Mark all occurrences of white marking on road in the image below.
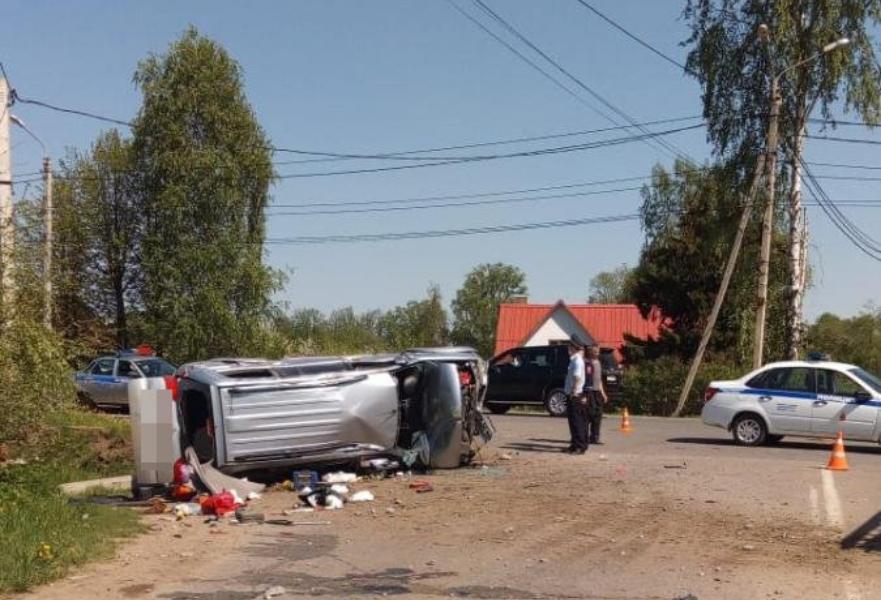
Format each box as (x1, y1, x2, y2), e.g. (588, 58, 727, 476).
(808, 485, 821, 525)
(820, 469, 844, 529)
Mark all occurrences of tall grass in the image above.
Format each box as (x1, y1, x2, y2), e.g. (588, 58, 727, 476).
(0, 407, 142, 592)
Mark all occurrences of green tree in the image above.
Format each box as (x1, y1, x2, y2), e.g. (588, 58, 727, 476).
(380, 285, 449, 349)
(54, 130, 141, 348)
(684, 0, 881, 355)
(451, 263, 527, 357)
(685, 0, 881, 161)
(587, 264, 635, 303)
(132, 28, 278, 363)
(627, 160, 789, 364)
(806, 308, 881, 372)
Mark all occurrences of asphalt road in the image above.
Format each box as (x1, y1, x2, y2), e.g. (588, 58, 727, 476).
(15, 414, 881, 600)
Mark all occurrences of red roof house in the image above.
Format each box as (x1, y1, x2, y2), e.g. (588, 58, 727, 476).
(494, 301, 663, 360)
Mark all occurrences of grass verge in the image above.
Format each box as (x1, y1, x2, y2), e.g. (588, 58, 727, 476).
(0, 408, 143, 592)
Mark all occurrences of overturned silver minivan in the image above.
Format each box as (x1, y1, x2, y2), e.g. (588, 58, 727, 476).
(175, 348, 494, 472)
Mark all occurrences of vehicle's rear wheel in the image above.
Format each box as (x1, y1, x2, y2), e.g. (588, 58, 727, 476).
(732, 414, 767, 446)
(486, 403, 511, 415)
(766, 434, 784, 445)
(545, 389, 568, 418)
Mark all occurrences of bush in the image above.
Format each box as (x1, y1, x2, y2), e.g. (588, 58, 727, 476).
(622, 355, 743, 416)
(0, 320, 76, 443)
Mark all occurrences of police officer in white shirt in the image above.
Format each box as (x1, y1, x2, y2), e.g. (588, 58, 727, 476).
(563, 337, 589, 454)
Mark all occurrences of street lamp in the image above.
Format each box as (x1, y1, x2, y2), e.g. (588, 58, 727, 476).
(752, 32, 850, 369)
(9, 113, 52, 329)
(9, 114, 45, 157)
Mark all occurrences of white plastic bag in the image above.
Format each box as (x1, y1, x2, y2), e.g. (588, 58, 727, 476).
(322, 471, 358, 484)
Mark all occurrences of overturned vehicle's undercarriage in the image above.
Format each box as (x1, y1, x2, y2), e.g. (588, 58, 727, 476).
(175, 348, 494, 473)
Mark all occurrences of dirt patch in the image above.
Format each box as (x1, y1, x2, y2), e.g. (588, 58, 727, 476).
(87, 432, 132, 466)
(13, 416, 881, 600)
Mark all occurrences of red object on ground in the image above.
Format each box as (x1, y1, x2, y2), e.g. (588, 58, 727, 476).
(199, 491, 241, 517)
(173, 458, 191, 485)
(409, 480, 434, 493)
(171, 484, 196, 501)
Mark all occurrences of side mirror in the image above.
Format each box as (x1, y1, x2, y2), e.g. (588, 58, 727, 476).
(854, 391, 872, 403)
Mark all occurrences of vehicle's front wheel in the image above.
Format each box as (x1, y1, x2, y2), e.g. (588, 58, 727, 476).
(545, 389, 568, 418)
(732, 414, 767, 446)
(486, 403, 511, 415)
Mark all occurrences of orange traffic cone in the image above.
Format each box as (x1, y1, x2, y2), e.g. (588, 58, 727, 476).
(826, 431, 849, 471)
(619, 407, 633, 434)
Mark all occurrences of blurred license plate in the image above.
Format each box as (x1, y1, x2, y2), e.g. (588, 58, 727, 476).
(606, 376, 617, 382)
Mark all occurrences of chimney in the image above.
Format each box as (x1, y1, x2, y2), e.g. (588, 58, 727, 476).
(509, 295, 528, 304)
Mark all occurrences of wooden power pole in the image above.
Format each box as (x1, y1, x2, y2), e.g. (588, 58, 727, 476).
(43, 156, 53, 329)
(753, 76, 782, 369)
(0, 78, 13, 314)
(672, 154, 767, 417)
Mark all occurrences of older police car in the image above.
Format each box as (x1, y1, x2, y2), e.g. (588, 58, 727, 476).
(75, 349, 176, 410)
(702, 359, 881, 446)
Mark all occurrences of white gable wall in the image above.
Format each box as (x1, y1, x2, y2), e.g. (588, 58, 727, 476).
(523, 307, 594, 347)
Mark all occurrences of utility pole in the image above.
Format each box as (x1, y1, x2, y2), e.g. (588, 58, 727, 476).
(672, 154, 767, 417)
(0, 78, 13, 315)
(786, 123, 806, 360)
(752, 35, 849, 367)
(753, 76, 781, 369)
(43, 156, 53, 329)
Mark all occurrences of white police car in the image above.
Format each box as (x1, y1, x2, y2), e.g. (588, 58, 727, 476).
(75, 347, 176, 410)
(701, 358, 881, 446)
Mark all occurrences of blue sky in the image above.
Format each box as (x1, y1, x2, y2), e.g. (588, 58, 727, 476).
(2, 1, 879, 319)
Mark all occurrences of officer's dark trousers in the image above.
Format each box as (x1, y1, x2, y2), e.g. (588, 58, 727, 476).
(586, 391, 603, 443)
(566, 394, 589, 452)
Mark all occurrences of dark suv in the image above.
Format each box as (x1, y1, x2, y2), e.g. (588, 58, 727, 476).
(485, 345, 622, 417)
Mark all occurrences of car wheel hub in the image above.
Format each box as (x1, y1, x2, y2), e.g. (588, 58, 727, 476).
(737, 419, 761, 443)
(548, 393, 567, 415)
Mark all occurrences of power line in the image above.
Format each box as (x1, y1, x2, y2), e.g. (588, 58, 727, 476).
(811, 174, 881, 182)
(449, 0, 685, 162)
(273, 123, 702, 165)
(13, 92, 133, 127)
(264, 213, 639, 245)
(267, 185, 646, 216)
(270, 174, 653, 208)
(808, 116, 881, 127)
(274, 124, 702, 178)
(572, 0, 690, 73)
(446, 0, 621, 124)
(799, 158, 881, 262)
(806, 161, 881, 171)
(805, 133, 881, 146)
(272, 115, 702, 165)
(12, 87, 704, 176)
(471, 0, 690, 161)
